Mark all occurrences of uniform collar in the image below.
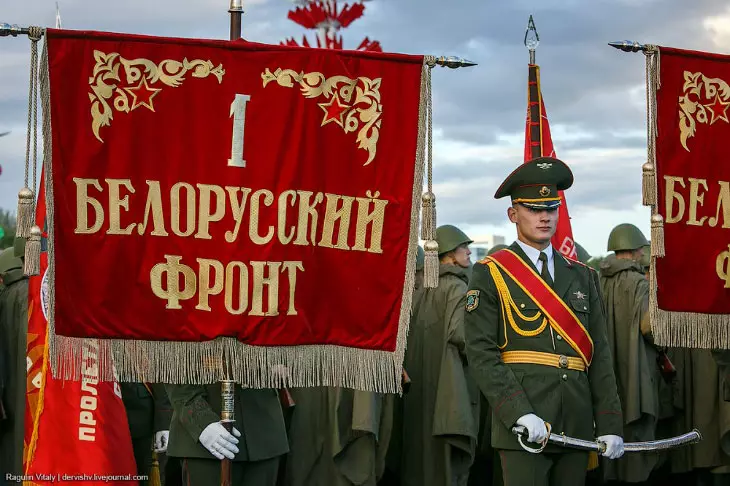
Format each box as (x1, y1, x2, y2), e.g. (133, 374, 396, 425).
(515, 239, 553, 269)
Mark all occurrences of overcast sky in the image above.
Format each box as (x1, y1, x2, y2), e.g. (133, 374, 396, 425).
(2, 0, 730, 256)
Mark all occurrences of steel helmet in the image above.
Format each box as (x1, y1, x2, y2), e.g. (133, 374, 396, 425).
(575, 243, 592, 264)
(0, 247, 22, 274)
(487, 244, 508, 256)
(435, 225, 473, 255)
(607, 223, 649, 252)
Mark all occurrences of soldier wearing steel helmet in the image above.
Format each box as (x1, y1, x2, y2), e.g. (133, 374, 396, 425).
(465, 157, 623, 486)
(0, 246, 29, 478)
(599, 223, 660, 483)
(398, 225, 478, 486)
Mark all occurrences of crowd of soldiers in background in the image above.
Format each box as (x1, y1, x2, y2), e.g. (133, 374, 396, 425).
(1, 221, 730, 486)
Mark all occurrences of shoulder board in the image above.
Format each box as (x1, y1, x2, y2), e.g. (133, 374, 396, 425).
(564, 253, 597, 273)
(477, 256, 493, 265)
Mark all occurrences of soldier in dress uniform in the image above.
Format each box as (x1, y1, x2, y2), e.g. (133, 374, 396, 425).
(165, 383, 289, 486)
(599, 224, 661, 484)
(0, 246, 29, 479)
(464, 157, 624, 486)
(398, 225, 479, 486)
(120, 383, 173, 485)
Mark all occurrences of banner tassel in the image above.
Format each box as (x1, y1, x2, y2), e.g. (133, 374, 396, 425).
(149, 451, 162, 486)
(24, 225, 42, 276)
(650, 214, 665, 257)
(424, 240, 439, 288)
(16, 188, 35, 238)
(642, 162, 656, 206)
(421, 192, 436, 240)
(422, 57, 438, 288)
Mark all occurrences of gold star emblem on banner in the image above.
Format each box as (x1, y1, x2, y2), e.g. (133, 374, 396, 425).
(318, 92, 351, 128)
(123, 77, 162, 112)
(707, 93, 730, 125)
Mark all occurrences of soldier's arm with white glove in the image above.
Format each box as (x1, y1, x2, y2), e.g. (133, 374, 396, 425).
(198, 422, 241, 460)
(597, 434, 624, 459)
(515, 413, 549, 443)
(152, 383, 172, 453)
(165, 384, 241, 460)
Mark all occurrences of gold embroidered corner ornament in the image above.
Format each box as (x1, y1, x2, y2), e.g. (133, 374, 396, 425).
(466, 290, 480, 312)
(679, 70, 730, 152)
(261, 68, 382, 166)
(89, 50, 225, 142)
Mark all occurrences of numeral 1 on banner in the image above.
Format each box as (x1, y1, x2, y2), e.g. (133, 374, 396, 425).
(228, 93, 251, 168)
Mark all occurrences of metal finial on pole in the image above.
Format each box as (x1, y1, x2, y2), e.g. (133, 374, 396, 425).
(608, 40, 647, 53)
(229, 0, 243, 40)
(0, 23, 36, 37)
(429, 56, 478, 69)
(55, 2, 62, 29)
(524, 14, 539, 64)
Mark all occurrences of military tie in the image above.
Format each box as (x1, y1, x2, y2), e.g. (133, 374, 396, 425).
(538, 251, 554, 287)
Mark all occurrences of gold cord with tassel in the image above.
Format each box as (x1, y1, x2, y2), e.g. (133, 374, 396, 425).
(149, 450, 162, 486)
(641, 162, 656, 206)
(17, 27, 43, 238)
(24, 225, 42, 276)
(651, 213, 665, 257)
(422, 59, 438, 288)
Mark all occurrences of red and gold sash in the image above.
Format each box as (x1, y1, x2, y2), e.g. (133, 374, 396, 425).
(488, 249, 593, 366)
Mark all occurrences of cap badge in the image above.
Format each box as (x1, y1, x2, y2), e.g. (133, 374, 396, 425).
(537, 162, 553, 170)
(539, 186, 551, 197)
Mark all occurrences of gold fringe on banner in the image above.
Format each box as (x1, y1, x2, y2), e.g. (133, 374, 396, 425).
(650, 256, 730, 349)
(42, 38, 432, 395)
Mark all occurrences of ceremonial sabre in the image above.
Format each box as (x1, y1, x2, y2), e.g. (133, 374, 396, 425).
(511, 426, 702, 454)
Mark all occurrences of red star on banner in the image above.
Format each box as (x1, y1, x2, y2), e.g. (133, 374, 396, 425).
(123, 77, 161, 112)
(707, 93, 730, 125)
(318, 92, 351, 127)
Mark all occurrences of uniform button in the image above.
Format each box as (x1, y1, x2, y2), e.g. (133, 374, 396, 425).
(562, 374, 568, 381)
(583, 306, 588, 311)
(520, 303, 525, 309)
(556, 335, 563, 341)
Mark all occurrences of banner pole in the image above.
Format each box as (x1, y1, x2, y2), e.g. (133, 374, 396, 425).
(229, 0, 243, 41)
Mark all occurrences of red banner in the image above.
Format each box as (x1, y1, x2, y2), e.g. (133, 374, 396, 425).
(24, 180, 137, 484)
(655, 48, 730, 315)
(524, 64, 576, 259)
(43, 29, 424, 391)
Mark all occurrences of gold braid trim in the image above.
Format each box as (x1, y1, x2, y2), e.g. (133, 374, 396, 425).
(486, 261, 548, 341)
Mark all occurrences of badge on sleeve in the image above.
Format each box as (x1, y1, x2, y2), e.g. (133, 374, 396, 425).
(466, 290, 480, 312)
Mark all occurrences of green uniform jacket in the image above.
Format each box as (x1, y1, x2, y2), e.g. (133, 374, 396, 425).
(464, 243, 623, 451)
(0, 269, 29, 477)
(599, 255, 659, 482)
(399, 263, 479, 486)
(668, 349, 730, 472)
(121, 382, 172, 439)
(165, 384, 289, 462)
(285, 387, 393, 486)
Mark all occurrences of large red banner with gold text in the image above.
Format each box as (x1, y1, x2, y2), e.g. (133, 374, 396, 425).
(46, 29, 423, 356)
(656, 47, 730, 314)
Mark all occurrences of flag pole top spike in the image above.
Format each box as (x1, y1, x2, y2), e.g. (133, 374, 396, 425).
(608, 40, 647, 53)
(429, 56, 478, 69)
(524, 14, 539, 64)
(229, 0, 243, 12)
(0, 23, 39, 37)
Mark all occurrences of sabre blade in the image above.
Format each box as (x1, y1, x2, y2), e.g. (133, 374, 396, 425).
(512, 426, 702, 453)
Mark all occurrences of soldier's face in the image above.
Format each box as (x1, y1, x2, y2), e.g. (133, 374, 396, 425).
(453, 244, 472, 268)
(508, 204, 558, 247)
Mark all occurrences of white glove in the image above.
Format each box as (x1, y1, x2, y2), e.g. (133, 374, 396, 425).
(597, 435, 624, 459)
(515, 413, 549, 443)
(198, 422, 241, 460)
(154, 430, 169, 453)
